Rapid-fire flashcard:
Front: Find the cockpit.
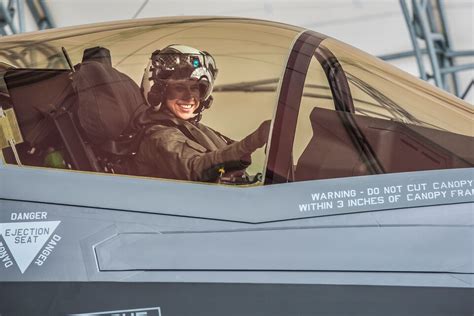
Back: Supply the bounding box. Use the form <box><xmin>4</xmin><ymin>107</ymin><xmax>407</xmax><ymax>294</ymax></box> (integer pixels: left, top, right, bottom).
<box><xmin>0</xmin><ymin>17</ymin><xmax>472</xmax><ymax>186</ymax></box>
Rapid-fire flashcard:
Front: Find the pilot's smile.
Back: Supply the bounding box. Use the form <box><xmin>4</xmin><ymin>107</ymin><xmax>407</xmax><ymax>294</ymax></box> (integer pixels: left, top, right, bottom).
<box><xmin>165</xmin><ymin>79</ymin><xmax>201</xmax><ymax>120</ymax></box>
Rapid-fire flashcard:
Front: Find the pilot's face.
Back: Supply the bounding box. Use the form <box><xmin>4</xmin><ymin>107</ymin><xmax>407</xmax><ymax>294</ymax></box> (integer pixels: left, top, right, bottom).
<box><xmin>165</xmin><ymin>80</ymin><xmax>201</xmax><ymax>120</ymax></box>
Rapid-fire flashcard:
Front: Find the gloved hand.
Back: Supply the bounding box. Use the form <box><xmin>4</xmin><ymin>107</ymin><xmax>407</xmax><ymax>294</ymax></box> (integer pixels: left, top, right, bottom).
<box><xmin>241</xmin><ymin>120</ymin><xmax>271</xmax><ymax>153</ymax></box>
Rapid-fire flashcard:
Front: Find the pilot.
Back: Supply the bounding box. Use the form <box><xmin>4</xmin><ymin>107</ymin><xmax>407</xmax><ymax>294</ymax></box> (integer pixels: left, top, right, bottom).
<box><xmin>134</xmin><ymin>44</ymin><xmax>270</xmax><ymax>182</ymax></box>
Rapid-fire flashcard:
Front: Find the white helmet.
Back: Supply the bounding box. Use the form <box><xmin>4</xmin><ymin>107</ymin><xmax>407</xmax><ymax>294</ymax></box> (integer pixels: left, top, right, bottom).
<box><xmin>142</xmin><ymin>44</ymin><xmax>218</xmax><ymax>115</ymax></box>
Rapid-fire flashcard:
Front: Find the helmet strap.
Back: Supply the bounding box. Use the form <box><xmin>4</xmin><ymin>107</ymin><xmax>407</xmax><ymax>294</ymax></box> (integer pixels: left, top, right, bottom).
<box><xmin>192</xmin><ymin>95</ymin><xmax>213</xmax><ymax>122</ymax></box>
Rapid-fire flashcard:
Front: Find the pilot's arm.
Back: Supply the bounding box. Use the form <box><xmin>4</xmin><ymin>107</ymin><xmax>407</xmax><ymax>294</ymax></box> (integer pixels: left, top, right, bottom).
<box><xmin>137</xmin><ymin>121</ymin><xmax>270</xmax><ymax>181</ymax></box>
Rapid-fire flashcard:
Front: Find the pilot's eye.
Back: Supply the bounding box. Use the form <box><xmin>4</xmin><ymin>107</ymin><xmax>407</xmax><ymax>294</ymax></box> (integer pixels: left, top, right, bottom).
<box><xmin>190</xmin><ymin>84</ymin><xmax>199</xmax><ymax>91</ymax></box>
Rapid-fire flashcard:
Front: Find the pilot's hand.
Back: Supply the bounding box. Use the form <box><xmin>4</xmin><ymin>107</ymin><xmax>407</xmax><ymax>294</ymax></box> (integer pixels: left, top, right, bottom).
<box><xmin>242</xmin><ymin>120</ymin><xmax>271</xmax><ymax>153</ymax></box>
<box><xmin>256</xmin><ymin>120</ymin><xmax>271</xmax><ymax>147</ymax></box>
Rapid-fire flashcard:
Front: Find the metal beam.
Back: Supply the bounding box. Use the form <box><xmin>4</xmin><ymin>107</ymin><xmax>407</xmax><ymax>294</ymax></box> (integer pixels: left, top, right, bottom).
<box><xmin>394</xmin><ymin>0</ymin><xmax>474</xmax><ymax>99</ymax></box>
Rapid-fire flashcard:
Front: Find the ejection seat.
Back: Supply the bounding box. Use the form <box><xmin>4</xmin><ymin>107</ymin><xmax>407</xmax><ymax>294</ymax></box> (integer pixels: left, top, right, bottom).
<box><xmin>2</xmin><ymin>46</ymin><xmax>148</xmax><ymax>175</ymax></box>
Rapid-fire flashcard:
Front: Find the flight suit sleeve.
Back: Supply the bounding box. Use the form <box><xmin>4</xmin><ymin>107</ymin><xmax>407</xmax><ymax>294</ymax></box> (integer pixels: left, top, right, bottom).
<box><xmin>144</xmin><ymin>121</ymin><xmax>270</xmax><ymax>181</ymax></box>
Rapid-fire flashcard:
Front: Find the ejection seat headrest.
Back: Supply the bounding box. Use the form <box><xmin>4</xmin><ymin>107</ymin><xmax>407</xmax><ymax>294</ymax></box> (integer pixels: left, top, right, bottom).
<box><xmin>82</xmin><ymin>46</ymin><xmax>112</xmax><ymax>67</ymax></box>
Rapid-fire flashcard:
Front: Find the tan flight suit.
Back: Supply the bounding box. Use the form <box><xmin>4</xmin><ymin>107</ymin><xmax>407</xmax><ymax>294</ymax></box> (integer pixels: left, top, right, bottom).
<box><xmin>134</xmin><ymin>109</ymin><xmax>266</xmax><ymax>182</ymax></box>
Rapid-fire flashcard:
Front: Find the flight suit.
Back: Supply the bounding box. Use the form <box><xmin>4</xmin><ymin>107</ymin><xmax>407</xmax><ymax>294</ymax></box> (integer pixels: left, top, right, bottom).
<box><xmin>134</xmin><ymin>109</ymin><xmax>268</xmax><ymax>182</ymax></box>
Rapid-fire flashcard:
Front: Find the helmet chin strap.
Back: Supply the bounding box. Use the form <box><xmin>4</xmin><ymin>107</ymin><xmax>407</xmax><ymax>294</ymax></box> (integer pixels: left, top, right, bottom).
<box><xmin>192</xmin><ymin>95</ymin><xmax>213</xmax><ymax>122</ymax></box>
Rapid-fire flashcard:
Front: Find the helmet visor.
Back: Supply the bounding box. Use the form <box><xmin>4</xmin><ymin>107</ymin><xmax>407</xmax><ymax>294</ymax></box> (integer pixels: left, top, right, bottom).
<box><xmin>146</xmin><ymin>48</ymin><xmax>217</xmax><ymax>103</ymax></box>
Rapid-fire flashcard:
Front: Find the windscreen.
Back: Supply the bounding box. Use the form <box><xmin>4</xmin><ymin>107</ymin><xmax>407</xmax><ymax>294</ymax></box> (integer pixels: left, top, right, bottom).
<box><xmin>293</xmin><ymin>37</ymin><xmax>473</xmax><ymax>182</ymax></box>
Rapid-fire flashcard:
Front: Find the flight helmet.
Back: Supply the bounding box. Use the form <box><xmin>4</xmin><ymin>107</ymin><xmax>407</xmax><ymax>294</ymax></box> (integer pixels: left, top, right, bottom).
<box><xmin>142</xmin><ymin>44</ymin><xmax>218</xmax><ymax>120</ymax></box>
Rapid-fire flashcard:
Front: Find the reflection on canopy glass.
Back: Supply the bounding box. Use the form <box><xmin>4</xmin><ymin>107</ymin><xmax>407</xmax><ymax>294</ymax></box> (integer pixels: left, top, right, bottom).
<box><xmin>293</xmin><ymin>38</ymin><xmax>473</xmax><ymax>182</ymax></box>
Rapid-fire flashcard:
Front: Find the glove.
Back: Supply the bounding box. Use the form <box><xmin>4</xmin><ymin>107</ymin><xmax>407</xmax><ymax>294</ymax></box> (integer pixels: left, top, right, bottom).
<box><xmin>241</xmin><ymin>120</ymin><xmax>271</xmax><ymax>153</ymax></box>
